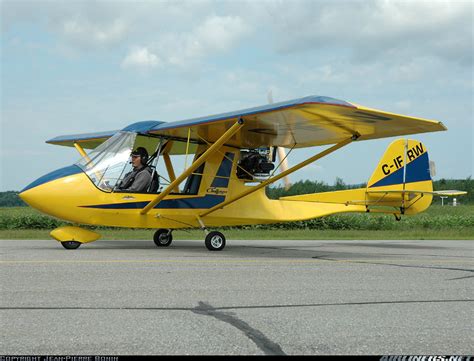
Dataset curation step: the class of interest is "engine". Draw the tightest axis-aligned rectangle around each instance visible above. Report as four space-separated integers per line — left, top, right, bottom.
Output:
237 148 275 180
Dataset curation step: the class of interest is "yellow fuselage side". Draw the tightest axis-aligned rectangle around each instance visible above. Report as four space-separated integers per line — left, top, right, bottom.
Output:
20 146 365 229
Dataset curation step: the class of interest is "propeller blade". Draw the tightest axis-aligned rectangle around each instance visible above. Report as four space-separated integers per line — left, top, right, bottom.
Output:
277 147 291 190
267 89 274 104
267 89 291 190
429 160 436 178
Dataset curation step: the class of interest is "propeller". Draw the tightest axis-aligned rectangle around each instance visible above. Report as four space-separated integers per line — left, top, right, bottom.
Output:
429 160 436 178
267 90 291 190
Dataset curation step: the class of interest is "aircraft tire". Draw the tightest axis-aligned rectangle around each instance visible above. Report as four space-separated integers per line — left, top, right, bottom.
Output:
153 229 173 247
205 231 226 251
61 241 81 250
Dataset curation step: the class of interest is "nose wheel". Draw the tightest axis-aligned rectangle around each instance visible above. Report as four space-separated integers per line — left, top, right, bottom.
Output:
205 231 226 251
61 241 82 249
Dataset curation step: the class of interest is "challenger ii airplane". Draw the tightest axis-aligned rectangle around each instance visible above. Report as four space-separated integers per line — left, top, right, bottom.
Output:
19 95 466 250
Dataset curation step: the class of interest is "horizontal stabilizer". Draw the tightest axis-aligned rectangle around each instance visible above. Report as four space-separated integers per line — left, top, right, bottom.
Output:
432 190 468 196
368 189 467 196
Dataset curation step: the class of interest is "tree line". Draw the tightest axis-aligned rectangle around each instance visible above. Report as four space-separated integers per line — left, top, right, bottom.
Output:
1 177 472 207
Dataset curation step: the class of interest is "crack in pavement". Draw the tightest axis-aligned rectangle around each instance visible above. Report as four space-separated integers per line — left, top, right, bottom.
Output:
312 256 474 277
448 275 474 281
1 299 472 311
2 299 472 354
191 301 285 355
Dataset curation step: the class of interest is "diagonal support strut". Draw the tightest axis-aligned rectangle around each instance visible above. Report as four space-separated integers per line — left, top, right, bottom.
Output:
140 118 244 215
199 134 359 218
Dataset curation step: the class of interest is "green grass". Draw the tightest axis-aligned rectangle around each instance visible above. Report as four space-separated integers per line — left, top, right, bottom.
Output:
1 205 473 229
0 204 473 240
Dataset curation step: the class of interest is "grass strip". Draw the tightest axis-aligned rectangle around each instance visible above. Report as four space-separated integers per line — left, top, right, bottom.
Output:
1 228 473 240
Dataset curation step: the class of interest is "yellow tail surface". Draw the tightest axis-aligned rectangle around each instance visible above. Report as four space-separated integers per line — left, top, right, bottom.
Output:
281 139 433 216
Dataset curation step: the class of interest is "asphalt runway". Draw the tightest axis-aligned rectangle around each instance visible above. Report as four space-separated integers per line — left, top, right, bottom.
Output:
1 239 473 355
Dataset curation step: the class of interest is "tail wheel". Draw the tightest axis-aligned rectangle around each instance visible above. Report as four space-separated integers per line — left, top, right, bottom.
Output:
153 229 173 247
205 231 226 251
61 241 81 250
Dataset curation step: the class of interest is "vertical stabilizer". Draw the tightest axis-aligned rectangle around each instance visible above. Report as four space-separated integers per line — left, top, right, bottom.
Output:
367 139 431 188
367 139 433 214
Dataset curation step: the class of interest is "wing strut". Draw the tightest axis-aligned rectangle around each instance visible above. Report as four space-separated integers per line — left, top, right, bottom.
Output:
73 142 88 159
140 119 245 215
74 142 106 183
163 154 179 193
199 134 359 218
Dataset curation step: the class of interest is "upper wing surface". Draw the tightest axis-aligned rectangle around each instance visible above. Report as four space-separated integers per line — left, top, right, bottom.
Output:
45 96 446 151
46 129 120 149
46 121 164 149
149 95 446 148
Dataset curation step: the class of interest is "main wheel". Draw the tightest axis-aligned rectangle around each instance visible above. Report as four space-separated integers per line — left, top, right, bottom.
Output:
61 241 81 250
153 229 173 247
205 231 226 251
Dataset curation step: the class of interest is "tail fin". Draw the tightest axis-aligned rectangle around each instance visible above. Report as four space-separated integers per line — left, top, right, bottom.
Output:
280 139 434 216
365 139 433 214
367 139 432 190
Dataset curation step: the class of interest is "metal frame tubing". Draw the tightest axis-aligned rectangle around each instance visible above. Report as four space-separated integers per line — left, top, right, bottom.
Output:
140 119 245 214
200 135 357 218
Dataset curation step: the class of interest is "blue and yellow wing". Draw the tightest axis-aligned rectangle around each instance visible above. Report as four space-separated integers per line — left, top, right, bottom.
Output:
149 95 446 149
46 95 447 151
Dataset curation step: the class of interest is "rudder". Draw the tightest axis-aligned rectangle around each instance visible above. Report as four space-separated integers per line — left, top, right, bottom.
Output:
366 139 433 214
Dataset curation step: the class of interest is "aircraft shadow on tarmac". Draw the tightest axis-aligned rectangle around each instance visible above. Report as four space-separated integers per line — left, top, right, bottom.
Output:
33 239 470 263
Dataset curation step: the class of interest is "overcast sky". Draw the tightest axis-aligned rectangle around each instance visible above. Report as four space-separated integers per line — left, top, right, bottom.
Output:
1 0 473 191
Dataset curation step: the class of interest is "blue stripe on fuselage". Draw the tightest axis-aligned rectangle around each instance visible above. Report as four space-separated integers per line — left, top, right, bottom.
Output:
80 194 225 209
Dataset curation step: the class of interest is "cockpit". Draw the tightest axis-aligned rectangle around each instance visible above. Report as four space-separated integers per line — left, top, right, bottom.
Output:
75 131 206 195
75 131 162 194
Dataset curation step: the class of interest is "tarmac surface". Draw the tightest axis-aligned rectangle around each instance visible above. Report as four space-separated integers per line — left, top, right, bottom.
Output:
1 239 473 355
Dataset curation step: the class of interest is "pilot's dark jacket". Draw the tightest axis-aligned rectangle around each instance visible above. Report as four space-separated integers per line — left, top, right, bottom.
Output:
117 166 152 193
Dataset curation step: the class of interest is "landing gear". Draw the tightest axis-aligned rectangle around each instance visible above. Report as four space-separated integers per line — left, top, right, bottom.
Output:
153 229 173 247
61 241 81 250
205 231 226 251
153 221 227 251
196 216 227 251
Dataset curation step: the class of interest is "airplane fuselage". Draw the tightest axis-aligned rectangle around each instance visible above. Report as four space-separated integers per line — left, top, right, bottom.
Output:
20 146 367 230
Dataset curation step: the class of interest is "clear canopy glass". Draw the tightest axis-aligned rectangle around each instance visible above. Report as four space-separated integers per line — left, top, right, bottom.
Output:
76 131 137 192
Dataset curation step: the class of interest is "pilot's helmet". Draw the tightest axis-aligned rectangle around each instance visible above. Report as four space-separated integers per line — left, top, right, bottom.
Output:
131 147 149 165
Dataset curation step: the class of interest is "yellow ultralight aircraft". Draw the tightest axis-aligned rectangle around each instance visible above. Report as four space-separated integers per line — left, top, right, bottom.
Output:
20 95 466 250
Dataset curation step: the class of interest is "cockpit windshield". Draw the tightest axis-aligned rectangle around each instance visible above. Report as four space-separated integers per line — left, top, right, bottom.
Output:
76 131 136 192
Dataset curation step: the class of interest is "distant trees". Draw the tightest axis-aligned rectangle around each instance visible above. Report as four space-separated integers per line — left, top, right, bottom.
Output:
431 177 473 204
0 191 26 207
266 178 365 199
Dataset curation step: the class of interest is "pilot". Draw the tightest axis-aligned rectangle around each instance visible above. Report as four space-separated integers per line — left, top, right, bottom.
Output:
117 147 153 192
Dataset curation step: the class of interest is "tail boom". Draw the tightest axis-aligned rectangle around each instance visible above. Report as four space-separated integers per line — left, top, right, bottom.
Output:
281 139 436 217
